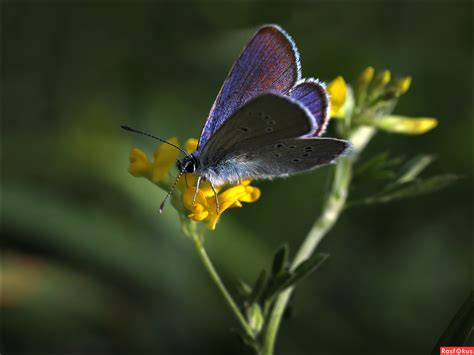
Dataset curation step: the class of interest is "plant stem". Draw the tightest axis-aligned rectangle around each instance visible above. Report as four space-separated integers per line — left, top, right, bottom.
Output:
191 231 256 341
261 126 375 355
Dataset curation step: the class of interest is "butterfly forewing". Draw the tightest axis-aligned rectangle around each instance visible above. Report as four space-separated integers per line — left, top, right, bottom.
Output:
199 93 318 167
197 25 301 151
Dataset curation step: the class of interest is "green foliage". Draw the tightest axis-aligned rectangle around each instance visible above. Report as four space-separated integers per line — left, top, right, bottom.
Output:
350 154 460 207
239 246 329 339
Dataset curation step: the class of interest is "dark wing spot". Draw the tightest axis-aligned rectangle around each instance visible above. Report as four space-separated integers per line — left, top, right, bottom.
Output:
275 143 284 148
265 127 273 132
267 120 276 125
302 153 309 157
240 127 249 132
289 145 296 149
265 115 271 120
305 146 312 151
274 153 281 158
258 112 263 117
293 158 301 162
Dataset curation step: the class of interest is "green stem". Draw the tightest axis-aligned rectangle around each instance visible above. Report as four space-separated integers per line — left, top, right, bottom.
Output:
261 126 375 355
191 231 256 341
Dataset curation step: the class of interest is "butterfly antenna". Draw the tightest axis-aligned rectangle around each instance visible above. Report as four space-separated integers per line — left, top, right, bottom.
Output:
159 168 187 213
121 125 190 157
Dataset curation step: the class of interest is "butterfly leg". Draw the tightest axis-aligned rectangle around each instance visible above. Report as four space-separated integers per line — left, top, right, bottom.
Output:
209 180 220 215
192 175 202 206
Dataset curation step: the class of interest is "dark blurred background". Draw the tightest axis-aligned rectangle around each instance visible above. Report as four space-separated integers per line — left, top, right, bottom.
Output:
1 1 472 354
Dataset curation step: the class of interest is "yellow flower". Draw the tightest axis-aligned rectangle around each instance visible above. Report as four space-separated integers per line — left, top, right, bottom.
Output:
185 138 199 154
374 115 438 135
369 70 391 99
358 66 375 85
327 76 347 117
128 137 179 183
355 66 374 107
128 137 261 231
392 76 412 97
183 179 260 230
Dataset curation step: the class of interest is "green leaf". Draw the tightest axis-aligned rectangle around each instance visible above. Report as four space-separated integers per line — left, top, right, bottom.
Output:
355 174 460 205
286 253 330 290
237 279 252 298
264 254 329 300
431 292 473 353
271 244 289 277
248 270 267 304
353 152 402 184
395 154 435 184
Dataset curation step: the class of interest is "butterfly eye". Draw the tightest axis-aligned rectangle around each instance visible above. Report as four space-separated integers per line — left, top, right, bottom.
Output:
185 162 196 173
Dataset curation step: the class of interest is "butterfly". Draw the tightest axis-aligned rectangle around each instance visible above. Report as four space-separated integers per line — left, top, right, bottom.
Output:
123 24 351 213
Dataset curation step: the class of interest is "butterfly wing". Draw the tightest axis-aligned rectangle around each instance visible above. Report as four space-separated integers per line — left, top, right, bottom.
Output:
197 25 301 151
198 93 350 185
229 136 350 179
289 78 330 136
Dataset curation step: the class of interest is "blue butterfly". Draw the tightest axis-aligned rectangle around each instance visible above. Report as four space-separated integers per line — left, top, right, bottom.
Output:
124 25 351 213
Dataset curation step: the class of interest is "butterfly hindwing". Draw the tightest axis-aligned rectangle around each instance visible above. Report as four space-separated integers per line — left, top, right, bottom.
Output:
200 135 350 184
199 93 318 168
197 25 301 151
289 79 330 136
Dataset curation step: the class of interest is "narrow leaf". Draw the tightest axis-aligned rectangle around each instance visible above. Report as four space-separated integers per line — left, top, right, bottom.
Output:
237 279 252 298
353 153 402 185
249 270 267 304
395 154 435 184
356 174 460 205
284 253 330 290
272 244 289 277
265 254 329 300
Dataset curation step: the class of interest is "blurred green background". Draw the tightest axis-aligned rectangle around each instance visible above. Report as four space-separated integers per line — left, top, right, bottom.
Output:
1 1 472 354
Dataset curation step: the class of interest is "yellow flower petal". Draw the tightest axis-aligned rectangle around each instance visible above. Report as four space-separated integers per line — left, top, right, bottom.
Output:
375 115 438 135
183 187 208 210
327 76 347 117
185 138 199 154
181 177 261 230
355 66 374 106
358 66 374 85
239 186 261 203
128 148 152 177
393 76 412 97
188 210 209 222
151 137 180 183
